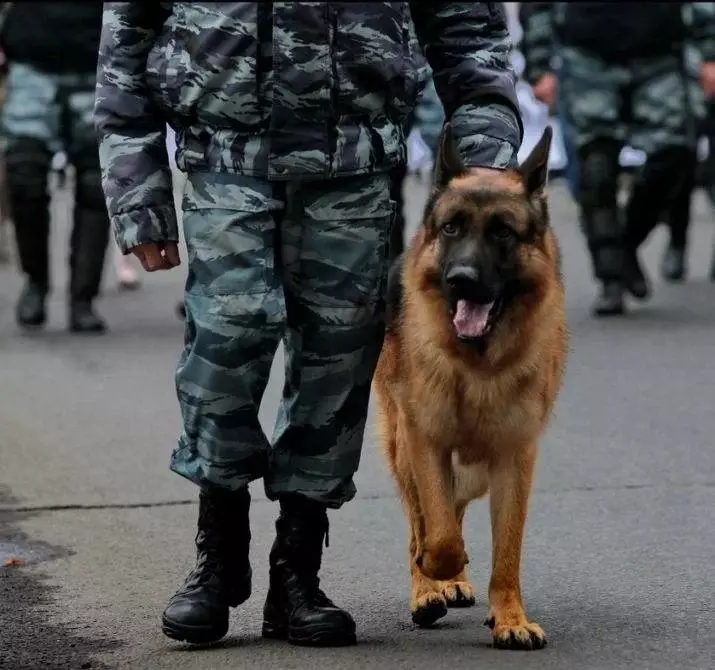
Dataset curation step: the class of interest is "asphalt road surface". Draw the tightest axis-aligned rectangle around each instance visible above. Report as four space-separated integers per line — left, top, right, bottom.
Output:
1 174 714 670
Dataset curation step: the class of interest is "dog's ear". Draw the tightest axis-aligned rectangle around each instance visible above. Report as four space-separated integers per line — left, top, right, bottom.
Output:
518 125 552 198
434 122 466 188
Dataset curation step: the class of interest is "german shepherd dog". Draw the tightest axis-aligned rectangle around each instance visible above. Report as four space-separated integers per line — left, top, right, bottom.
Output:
374 124 567 650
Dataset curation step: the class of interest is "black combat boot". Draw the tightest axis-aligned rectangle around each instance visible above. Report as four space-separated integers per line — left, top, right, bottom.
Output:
660 244 686 283
592 281 624 317
162 488 252 644
16 281 48 328
69 301 106 333
622 248 650 300
262 496 357 647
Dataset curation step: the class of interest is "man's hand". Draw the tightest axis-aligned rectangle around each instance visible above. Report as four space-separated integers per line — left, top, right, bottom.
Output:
532 72 558 110
701 62 715 99
131 242 181 272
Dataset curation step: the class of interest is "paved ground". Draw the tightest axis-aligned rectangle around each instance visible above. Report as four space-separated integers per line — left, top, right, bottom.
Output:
1 174 714 670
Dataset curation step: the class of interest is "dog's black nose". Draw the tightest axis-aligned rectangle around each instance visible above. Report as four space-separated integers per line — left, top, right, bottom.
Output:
446 265 480 290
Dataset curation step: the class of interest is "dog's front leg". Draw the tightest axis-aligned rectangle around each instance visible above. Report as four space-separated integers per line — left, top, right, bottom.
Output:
486 442 546 650
406 428 465 581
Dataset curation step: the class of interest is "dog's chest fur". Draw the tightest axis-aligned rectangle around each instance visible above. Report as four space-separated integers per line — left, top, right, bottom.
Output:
412 353 544 455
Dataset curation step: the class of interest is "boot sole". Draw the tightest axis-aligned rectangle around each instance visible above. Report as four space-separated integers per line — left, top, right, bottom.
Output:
161 614 228 644
262 621 357 647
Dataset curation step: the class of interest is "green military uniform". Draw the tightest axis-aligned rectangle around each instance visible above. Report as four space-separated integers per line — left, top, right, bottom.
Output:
96 2 523 506
521 2 715 315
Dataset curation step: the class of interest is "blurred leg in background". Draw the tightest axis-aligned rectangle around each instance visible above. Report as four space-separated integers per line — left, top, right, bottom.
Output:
660 149 697 282
63 79 111 332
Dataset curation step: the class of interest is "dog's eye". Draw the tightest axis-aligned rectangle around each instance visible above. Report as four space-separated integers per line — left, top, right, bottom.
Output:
441 221 461 237
490 222 516 242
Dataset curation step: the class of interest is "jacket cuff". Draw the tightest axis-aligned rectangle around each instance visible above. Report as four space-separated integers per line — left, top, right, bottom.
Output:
451 102 521 169
112 204 179 255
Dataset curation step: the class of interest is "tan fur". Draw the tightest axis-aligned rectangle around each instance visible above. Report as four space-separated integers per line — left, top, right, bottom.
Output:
374 162 567 649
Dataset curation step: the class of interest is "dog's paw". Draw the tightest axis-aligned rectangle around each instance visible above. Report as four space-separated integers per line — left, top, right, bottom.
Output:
485 617 547 651
416 541 466 581
411 591 448 628
441 579 476 608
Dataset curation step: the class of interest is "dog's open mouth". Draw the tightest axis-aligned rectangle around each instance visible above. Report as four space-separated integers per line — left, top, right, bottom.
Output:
452 298 502 342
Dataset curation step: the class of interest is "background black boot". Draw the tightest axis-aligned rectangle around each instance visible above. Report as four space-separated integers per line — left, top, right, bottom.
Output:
262 496 356 647
162 488 252 644
661 245 686 283
16 281 48 328
622 248 650 300
592 281 624 317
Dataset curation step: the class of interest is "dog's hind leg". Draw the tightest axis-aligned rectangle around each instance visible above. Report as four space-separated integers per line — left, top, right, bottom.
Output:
440 503 476 608
485 442 546 651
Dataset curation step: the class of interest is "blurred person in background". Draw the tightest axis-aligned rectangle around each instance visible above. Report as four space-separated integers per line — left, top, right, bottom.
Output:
96 2 522 648
521 2 715 316
0 2 109 333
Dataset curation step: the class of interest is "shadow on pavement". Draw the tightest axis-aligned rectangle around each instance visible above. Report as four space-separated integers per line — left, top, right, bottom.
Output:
0 486 121 670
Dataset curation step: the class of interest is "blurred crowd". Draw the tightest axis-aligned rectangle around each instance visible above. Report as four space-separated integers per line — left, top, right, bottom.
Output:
1 2 715 328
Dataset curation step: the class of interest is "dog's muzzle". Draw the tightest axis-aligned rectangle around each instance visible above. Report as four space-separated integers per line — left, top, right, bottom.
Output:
445 266 503 342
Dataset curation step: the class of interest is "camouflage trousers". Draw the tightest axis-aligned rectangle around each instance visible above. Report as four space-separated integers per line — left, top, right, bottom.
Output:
171 172 394 508
559 47 702 153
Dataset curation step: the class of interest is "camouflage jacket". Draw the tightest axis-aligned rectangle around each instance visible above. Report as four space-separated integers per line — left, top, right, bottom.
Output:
519 2 715 86
95 2 523 253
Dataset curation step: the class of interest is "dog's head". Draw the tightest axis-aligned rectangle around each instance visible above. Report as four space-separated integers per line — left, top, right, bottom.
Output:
421 123 556 348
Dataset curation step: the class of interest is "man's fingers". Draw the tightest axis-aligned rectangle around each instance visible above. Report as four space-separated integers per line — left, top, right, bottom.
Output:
130 243 180 272
140 244 168 272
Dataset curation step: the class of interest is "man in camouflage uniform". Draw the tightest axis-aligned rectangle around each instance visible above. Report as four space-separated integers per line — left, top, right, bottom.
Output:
0 3 110 332
95 2 522 647
521 2 715 316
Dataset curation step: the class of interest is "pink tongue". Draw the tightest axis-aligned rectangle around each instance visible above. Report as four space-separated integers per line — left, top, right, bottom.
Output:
453 300 494 338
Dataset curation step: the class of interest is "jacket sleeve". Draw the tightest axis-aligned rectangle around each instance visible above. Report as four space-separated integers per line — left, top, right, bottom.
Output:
518 3 556 87
688 3 715 63
94 2 176 255
410 2 523 169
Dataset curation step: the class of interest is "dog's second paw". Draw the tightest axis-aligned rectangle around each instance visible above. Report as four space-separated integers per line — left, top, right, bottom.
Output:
441 579 476 608
487 618 547 651
411 591 448 628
